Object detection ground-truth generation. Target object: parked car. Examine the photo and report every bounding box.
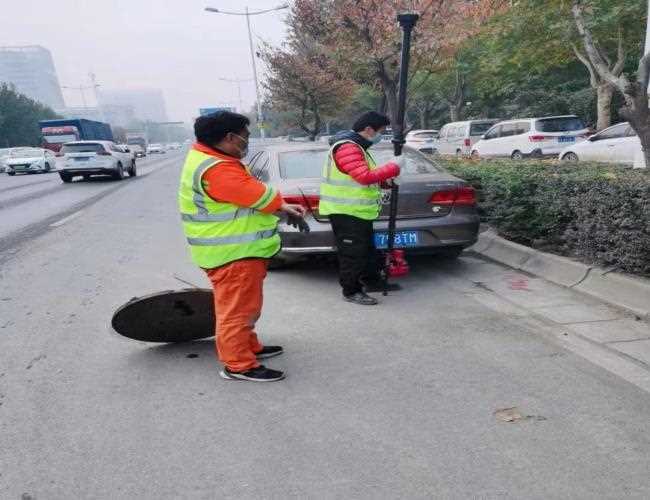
[247,142,480,266]
[472,115,590,160]
[433,120,500,156]
[147,143,165,154]
[405,129,439,153]
[559,122,640,165]
[5,147,57,175]
[59,141,137,183]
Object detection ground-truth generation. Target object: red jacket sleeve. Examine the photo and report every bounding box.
[333,143,400,185]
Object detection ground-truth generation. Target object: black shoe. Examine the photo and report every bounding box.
[220,365,285,382]
[256,345,283,359]
[343,291,378,306]
[362,280,402,293]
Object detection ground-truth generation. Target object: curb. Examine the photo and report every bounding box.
[471,230,650,319]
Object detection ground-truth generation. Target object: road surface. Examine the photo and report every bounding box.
[1,144,649,499]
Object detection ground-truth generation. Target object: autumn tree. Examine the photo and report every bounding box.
[261,8,356,141]
[289,0,508,127]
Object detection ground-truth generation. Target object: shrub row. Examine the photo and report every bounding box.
[440,159,650,278]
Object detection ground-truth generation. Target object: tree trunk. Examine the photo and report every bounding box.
[622,85,650,168]
[449,102,463,122]
[595,83,614,130]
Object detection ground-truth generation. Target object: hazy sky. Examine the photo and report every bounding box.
[0,0,289,122]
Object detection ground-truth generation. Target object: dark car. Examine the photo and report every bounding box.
[248,142,480,265]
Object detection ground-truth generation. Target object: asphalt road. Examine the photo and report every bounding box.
[1,144,650,499]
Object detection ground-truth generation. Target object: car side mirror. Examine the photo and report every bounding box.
[481,135,486,140]
[125,148,131,152]
[588,136,597,142]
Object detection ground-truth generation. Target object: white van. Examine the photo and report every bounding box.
[473,115,590,160]
[434,120,500,156]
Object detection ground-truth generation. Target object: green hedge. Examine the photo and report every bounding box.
[439,159,650,278]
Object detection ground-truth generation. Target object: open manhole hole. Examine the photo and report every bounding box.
[111,289,215,343]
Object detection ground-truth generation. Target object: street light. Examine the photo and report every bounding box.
[205,3,289,138]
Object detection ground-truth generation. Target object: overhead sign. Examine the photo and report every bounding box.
[199,107,235,116]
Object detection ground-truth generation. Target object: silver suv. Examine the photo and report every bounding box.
[59,141,137,183]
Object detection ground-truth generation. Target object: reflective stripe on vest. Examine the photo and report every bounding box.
[319,140,381,220]
[178,149,281,268]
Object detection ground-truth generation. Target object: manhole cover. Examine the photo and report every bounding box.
[111,289,215,343]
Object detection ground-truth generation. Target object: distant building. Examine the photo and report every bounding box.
[0,45,64,109]
[101,103,136,128]
[100,88,168,123]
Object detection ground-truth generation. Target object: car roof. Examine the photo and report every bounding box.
[443,119,499,126]
[64,140,113,145]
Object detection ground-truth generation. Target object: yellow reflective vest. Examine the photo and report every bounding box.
[178,148,281,268]
[319,140,381,220]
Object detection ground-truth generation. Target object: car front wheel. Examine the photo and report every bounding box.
[471,150,480,159]
[59,172,72,183]
[128,160,137,177]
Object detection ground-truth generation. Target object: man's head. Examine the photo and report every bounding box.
[194,111,251,158]
[352,111,391,144]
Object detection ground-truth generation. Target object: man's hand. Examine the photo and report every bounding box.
[280,202,307,218]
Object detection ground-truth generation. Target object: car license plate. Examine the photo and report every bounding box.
[75,157,90,162]
[558,136,575,143]
[374,231,419,249]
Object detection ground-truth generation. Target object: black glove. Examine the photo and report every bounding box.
[287,214,310,233]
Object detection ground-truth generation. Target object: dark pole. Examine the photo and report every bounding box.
[383,12,419,296]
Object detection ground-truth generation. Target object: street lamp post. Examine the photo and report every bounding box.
[205,4,289,139]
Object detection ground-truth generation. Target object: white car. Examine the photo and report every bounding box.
[147,144,165,154]
[59,141,137,183]
[472,115,590,160]
[434,120,499,156]
[559,122,640,165]
[405,129,439,153]
[5,147,57,175]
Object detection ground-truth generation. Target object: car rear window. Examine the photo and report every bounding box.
[278,147,440,179]
[279,150,328,179]
[470,122,497,136]
[536,117,585,132]
[62,143,105,153]
[372,149,440,174]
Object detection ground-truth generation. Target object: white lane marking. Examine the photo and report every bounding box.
[50,210,84,227]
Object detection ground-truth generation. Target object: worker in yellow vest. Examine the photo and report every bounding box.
[320,112,401,305]
[179,111,305,382]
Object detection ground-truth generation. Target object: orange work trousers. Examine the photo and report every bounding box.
[205,258,267,372]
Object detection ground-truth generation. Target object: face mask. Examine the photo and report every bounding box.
[232,133,249,158]
[369,132,383,145]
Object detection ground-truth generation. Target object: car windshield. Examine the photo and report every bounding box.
[62,143,105,153]
[470,122,497,135]
[10,148,42,157]
[278,147,440,179]
[536,117,585,132]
